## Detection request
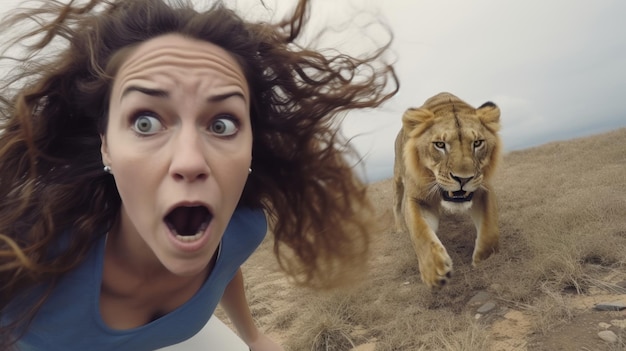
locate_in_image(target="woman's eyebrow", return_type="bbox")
[121,85,169,100]
[207,91,246,103]
[120,86,245,103]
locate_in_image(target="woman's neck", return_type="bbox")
[105,219,172,280]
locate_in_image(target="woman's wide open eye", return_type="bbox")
[209,117,238,136]
[132,114,163,135]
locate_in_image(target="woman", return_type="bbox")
[0,0,398,350]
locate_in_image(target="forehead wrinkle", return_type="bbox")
[119,65,245,93]
[119,58,246,88]
[114,40,249,102]
[120,36,244,69]
[122,49,245,80]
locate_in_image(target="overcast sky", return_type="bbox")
[3,0,625,181]
[299,0,626,181]
[246,0,626,182]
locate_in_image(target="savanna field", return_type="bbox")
[217,127,626,350]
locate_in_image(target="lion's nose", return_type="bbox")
[450,173,473,187]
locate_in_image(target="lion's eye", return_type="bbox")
[433,141,446,150]
[473,140,484,148]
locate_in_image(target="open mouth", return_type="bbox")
[441,190,474,203]
[164,206,213,242]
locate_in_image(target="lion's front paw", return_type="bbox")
[472,241,499,266]
[418,241,453,289]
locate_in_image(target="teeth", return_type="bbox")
[464,191,470,197]
[172,216,210,243]
[449,191,454,198]
[176,231,203,242]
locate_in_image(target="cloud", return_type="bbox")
[336,0,626,181]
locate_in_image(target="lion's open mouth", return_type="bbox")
[441,190,474,203]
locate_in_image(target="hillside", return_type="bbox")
[221,127,626,350]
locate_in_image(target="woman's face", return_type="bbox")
[101,34,252,276]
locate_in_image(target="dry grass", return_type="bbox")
[222,127,626,350]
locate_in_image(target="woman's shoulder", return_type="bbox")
[229,207,267,231]
[221,207,267,254]
[45,227,107,259]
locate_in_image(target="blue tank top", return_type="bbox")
[5,207,267,351]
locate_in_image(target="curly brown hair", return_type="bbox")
[0,0,398,346]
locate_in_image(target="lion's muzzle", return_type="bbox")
[441,190,474,203]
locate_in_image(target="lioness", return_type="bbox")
[393,92,501,288]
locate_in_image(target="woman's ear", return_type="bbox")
[100,134,112,166]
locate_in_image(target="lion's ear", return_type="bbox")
[477,101,501,133]
[402,107,434,132]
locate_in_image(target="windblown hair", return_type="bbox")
[0,0,398,346]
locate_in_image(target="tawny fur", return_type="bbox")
[393,92,501,289]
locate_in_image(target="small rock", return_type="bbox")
[595,302,626,311]
[477,302,496,314]
[599,322,612,329]
[467,291,491,307]
[611,319,626,329]
[402,281,410,286]
[598,330,618,343]
[474,313,481,320]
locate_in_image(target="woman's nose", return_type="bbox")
[168,129,210,182]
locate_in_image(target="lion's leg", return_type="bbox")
[405,200,452,288]
[393,177,406,232]
[470,189,499,265]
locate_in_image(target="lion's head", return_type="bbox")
[401,92,501,209]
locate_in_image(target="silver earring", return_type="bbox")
[103,165,112,174]
[248,168,252,174]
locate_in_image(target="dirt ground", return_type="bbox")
[220,129,626,350]
[234,207,626,351]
